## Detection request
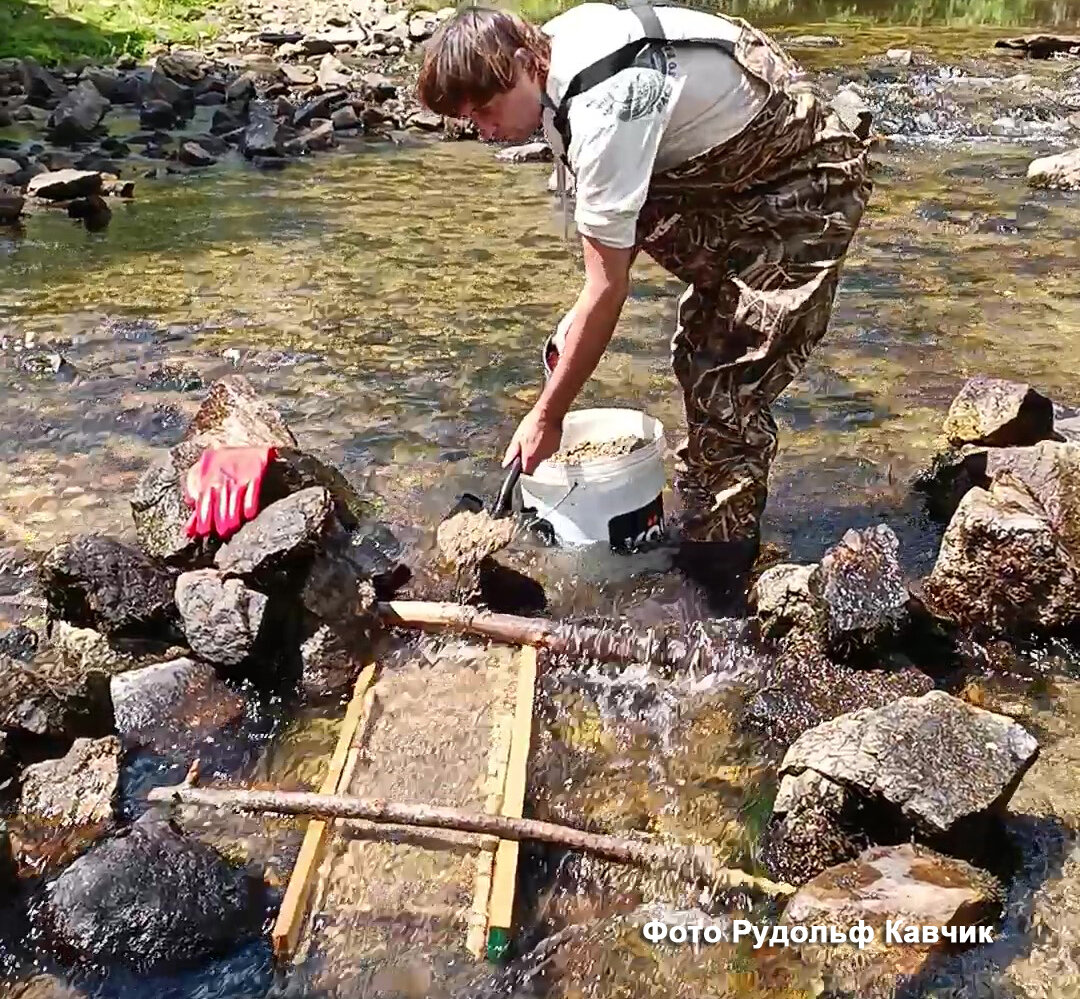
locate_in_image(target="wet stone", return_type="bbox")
[110,657,246,749]
[779,690,1038,835]
[494,141,552,164]
[750,563,816,640]
[32,811,267,973]
[178,140,217,167]
[809,524,909,658]
[1028,146,1080,191]
[923,478,1080,634]
[0,185,24,223]
[175,569,269,667]
[10,736,119,877]
[243,116,285,158]
[26,168,102,200]
[215,486,336,581]
[942,376,1055,448]
[46,80,109,145]
[10,975,87,999]
[41,536,179,639]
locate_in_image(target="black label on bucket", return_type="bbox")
[608,494,666,553]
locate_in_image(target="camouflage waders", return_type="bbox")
[635,21,872,546]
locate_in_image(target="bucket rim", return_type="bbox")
[522,407,666,487]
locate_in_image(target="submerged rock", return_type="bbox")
[809,524,909,657]
[175,569,269,667]
[782,844,1003,982]
[46,81,109,145]
[110,657,246,749]
[744,629,933,746]
[41,536,179,639]
[10,736,119,877]
[0,185,24,223]
[300,622,366,700]
[764,691,1038,882]
[923,478,1080,633]
[942,377,1056,448]
[32,811,267,973]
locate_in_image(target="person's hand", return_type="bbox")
[182,446,276,540]
[503,407,562,474]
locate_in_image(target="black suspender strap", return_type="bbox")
[544,1,737,165]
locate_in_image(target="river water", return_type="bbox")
[2,8,1080,999]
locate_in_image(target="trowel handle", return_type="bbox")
[490,455,522,519]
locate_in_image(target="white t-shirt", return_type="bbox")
[541,3,769,248]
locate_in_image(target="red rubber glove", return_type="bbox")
[182,446,276,540]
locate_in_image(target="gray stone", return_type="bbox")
[784,842,1002,938]
[783,34,842,47]
[110,657,246,749]
[10,736,119,876]
[21,58,67,106]
[406,109,443,132]
[41,536,179,639]
[942,376,1055,448]
[175,570,269,666]
[0,185,24,224]
[809,524,909,656]
[224,70,257,104]
[32,811,266,973]
[47,80,109,145]
[211,105,246,134]
[749,562,816,640]
[281,63,316,87]
[495,141,552,163]
[301,37,337,56]
[80,67,140,104]
[51,621,184,677]
[26,168,102,200]
[139,99,177,129]
[360,73,397,102]
[140,69,194,116]
[779,690,1039,835]
[301,118,336,150]
[155,50,206,87]
[294,91,341,127]
[0,158,22,180]
[830,85,873,139]
[242,115,284,158]
[101,178,135,199]
[300,623,364,700]
[215,487,335,579]
[316,53,351,90]
[331,104,358,130]
[923,478,1080,633]
[885,47,914,65]
[912,444,990,523]
[178,141,217,167]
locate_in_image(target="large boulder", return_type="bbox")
[41,536,179,640]
[922,478,1080,634]
[0,652,114,749]
[942,377,1055,448]
[9,736,119,877]
[763,691,1038,883]
[808,525,909,657]
[110,657,246,750]
[46,80,109,145]
[80,67,141,104]
[242,116,285,159]
[1027,146,1080,191]
[32,811,267,972]
[175,570,269,667]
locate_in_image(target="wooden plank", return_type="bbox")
[271,662,377,961]
[466,712,512,958]
[487,645,537,960]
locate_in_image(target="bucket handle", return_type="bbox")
[522,481,580,530]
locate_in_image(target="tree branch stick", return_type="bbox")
[148,782,792,897]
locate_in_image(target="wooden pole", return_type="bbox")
[148,782,793,897]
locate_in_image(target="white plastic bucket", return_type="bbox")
[520,408,667,550]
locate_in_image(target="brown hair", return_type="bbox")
[417,6,551,117]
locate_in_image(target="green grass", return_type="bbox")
[0,0,219,66]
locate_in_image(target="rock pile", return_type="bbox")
[0,9,472,227]
[915,376,1080,634]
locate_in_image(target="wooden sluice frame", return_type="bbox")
[271,644,538,965]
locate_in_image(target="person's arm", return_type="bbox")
[503,236,632,472]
